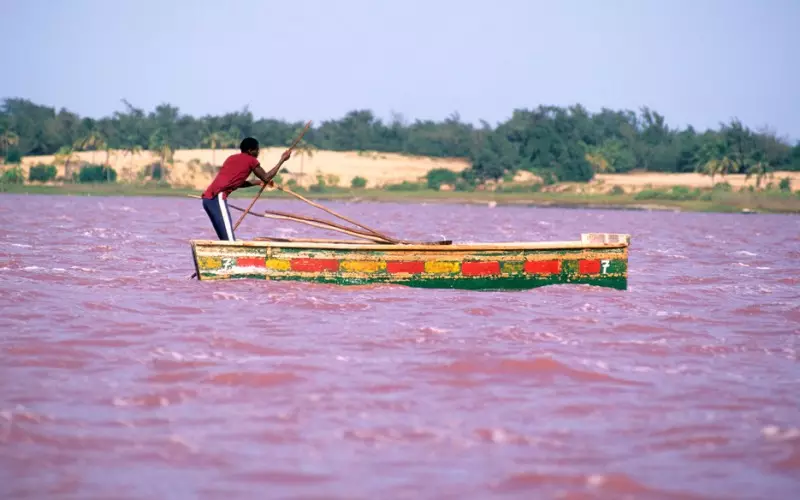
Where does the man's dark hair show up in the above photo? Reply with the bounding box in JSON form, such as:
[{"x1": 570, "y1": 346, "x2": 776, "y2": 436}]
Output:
[{"x1": 240, "y1": 137, "x2": 259, "y2": 152}]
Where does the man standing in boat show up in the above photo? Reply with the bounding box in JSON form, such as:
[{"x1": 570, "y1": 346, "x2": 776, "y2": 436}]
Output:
[{"x1": 201, "y1": 137, "x2": 290, "y2": 241}]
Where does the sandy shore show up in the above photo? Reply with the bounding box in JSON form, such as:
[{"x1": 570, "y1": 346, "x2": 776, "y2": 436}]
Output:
[
  {"x1": 16, "y1": 148, "x2": 470, "y2": 190},
  {"x1": 11, "y1": 148, "x2": 800, "y2": 192},
  {"x1": 594, "y1": 171, "x2": 800, "y2": 189}
]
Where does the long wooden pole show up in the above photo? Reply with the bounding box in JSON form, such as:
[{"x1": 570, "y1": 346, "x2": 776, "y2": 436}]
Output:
[
  {"x1": 254, "y1": 236, "x2": 382, "y2": 244},
  {"x1": 273, "y1": 184, "x2": 398, "y2": 243},
  {"x1": 187, "y1": 194, "x2": 390, "y2": 243},
  {"x1": 232, "y1": 121, "x2": 312, "y2": 232},
  {"x1": 252, "y1": 213, "x2": 389, "y2": 243}
]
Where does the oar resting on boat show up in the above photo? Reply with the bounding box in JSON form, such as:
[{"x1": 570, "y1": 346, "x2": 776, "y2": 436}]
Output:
[{"x1": 186, "y1": 194, "x2": 451, "y2": 245}]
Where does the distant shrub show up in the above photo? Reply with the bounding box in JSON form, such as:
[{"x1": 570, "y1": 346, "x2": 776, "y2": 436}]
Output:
[
  {"x1": 609, "y1": 185, "x2": 625, "y2": 195},
  {"x1": 455, "y1": 180, "x2": 476, "y2": 192},
  {"x1": 28, "y1": 164, "x2": 57, "y2": 182},
  {"x1": 634, "y1": 186, "x2": 701, "y2": 201},
  {"x1": 309, "y1": 175, "x2": 327, "y2": 193},
  {"x1": 79, "y1": 164, "x2": 117, "y2": 183},
  {"x1": 634, "y1": 189, "x2": 664, "y2": 200},
  {"x1": 713, "y1": 181, "x2": 732, "y2": 192},
  {"x1": 144, "y1": 179, "x2": 171, "y2": 188},
  {"x1": 668, "y1": 185, "x2": 697, "y2": 200},
  {"x1": 386, "y1": 181, "x2": 423, "y2": 191},
  {"x1": 778, "y1": 177, "x2": 791, "y2": 192},
  {"x1": 496, "y1": 182, "x2": 543, "y2": 193},
  {"x1": 351, "y1": 176, "x2": 367, "y2": 189},
  {"x1": 151, "y1": 163, "x2": 167, "y2": 180},
  {"x1": 325, "y1": 174, "x2": 340, "y2": 187},
  {"x1": 427, "y1": 168, "x2": 459, "y2": 190},
  {"x1": 4, "y1": 150, "x2": 22, "y2": 164},
  {"x1": 1, "y1": 166, "x2": 24, "y2": 184},
  {"x1": 286, "y1": 178, "x2": 306, "y2": 192},
  {"x1": 541, "y1": 172, "x2": 558, "y2": 185}
]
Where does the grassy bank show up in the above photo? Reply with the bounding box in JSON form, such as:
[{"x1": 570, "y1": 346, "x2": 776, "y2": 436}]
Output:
[{"x1": 1, "y1": 182, "x2": 799, "y2": 214}]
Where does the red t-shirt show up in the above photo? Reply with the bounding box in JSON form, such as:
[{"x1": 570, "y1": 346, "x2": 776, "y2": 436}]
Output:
[{"x1": 201, "y1": 153, "x2": 260, "y2": 199}]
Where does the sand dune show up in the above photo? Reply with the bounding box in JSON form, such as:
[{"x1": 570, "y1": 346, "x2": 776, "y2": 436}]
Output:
[
  {"x1": 593, "y1": 171, "x2": 800, "y2": 190},
  {"x1": 11, "y1": 148, "x2": 800, "y2": 192},
  {"x1": 17, "y1": 147, "x2": 470, "y2": 190}
]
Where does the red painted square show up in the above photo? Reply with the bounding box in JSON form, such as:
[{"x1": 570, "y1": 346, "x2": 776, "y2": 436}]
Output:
[
  {"x1": 386, "y1": 261, "x2": 425, "y2": 274},
  {"x1": 291, "y1": 258, "x2": 339, "y2": 272},
  {"x1": 236, "y1": 257, "x2": 264, "y2": 267},
  {"x1": 461, "y1": 261, "x2": 500, "y2": 276},
  {"x1": 579, "y1": 259, "x2": 601, "y2": 274},
  {"x1": 524, "y1": 260, "x2": 560, "y2": 275}
]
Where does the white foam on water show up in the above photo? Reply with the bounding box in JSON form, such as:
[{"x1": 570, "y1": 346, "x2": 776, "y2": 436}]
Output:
[
  {"x1": 212, "y1": 292, "x2": 247, "y2": 301},
  {"x1": 70, "y1": 266, "x2": 96, "y2": 272},
  {"x1": 762, "y1": 425, "x2": 800, "y2": 441},
  {"x1": 587, "y1": 474, "x2": 606, "y2": 487}
]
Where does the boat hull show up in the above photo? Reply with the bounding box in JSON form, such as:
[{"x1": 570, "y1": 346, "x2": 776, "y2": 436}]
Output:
[{"x1": 190, "y1": 234, "x2": 630, "y2": 291}]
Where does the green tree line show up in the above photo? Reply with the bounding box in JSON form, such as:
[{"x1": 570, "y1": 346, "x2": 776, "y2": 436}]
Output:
[{"x1": 2, "y1": 98, "x2": 798, "y2": 184}]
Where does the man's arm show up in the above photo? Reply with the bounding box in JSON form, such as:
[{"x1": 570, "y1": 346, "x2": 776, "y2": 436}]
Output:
[{"x1": 250, "y1": 150, "x2": 292, "y2": 187}]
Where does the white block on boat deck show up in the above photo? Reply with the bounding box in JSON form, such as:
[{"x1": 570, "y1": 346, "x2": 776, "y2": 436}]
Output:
[{"x1": 581, "y1": 233, "x2": 631, "y2": 245}]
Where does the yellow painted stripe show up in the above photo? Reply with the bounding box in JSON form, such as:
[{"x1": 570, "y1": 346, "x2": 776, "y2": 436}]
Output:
[
  {"x1": 340, "y1": 260, "x2": 386, "y2": 273},
  {"x1": 198, "y1": 256, "x2": 222, "y2": 269},
  {"x1": 425, "y1": 261, "x2": 460, "y2": 274},
  {"x1": 501, "y1": 261, "x2": 525, "y2": 274},
  {"x1": 266, "y1": 258, "x2": 291, "y2": 271}
]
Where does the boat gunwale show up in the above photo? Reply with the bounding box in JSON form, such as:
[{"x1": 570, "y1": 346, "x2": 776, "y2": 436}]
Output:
[{"x1": 189, "y1": 239, "x2": 630, "y2": 252}]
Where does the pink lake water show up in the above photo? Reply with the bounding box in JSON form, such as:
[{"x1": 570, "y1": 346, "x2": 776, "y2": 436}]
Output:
[{"x1": 0, "y1": 193, "x2": 798, "y2": 500}]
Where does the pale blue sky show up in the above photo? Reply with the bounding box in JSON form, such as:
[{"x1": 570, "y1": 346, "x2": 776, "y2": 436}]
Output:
[{"x1": 2, "y1": 0, "x2": 798, "y2": 140}]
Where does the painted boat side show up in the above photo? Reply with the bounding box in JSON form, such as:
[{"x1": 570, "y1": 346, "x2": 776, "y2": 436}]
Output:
[{"x1": 189, "y1": 235, "x2": 630, "y2": 290}]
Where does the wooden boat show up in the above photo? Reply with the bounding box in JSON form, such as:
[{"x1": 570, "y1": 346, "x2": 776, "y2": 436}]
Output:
[{"x1": 189, "y1": 232, "x2": 630, "y2": 290}]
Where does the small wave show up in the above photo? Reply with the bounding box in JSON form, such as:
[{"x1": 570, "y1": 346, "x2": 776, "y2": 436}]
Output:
[
  {"x1": 492, "y1": 470, "x2": 695, "y2": 497},
  {"x1": 425, "y1": 357, "x2": 645, "y2": 385},
  {"x1": 70, "y1": 266, "x2": 96, "y2": 272},
  {"x1": 762, "y1": 426, "x2": 800, "y2": 441},
  {"x1": 465, "y1": 307, "x2": 494, "y2": 316},
  {"x1": 205, "y1": 371, "x2": 302, "y2": 387},
  {"x1": 341, "y1": 426, "x2": 440, "y2": 445},
  {"x1": 111, "y1": 390, "x2": 195, "y2": 407},
  {"x1": 735, "y1": 250, "x2": 758, "y2": 256},
  {"x1": 230, "y1": 470, "x2": 332, "y2": 485},
  {"x1": 418, "y1": 326, "x2": 448, "y2": 335},
  {"x1": 212, "y1": 291, "x2": 247, "y2": 301},
  {"x1": 208, "y1": 337, "x2": 291, "y2": 357}
]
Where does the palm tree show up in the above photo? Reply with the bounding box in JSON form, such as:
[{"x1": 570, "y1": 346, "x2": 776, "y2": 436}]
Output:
[
  {"x1": 119, "y1": 144, "x2": 142, "y2": 181},
  {"x1": 148, "y1": 130, "x2": 173, "y2": 181},
  {"x1": 74, "y1": 131, "x2": 107, "y2": 164},
  {"x1": 0, "y1": 130, "x2": 19, "y2": 161},
  {"x1": 585, "y1": 151, "x2": 613, "y2": 173},
  {"x1": 694, "y1": 139, "x2": 741, "y2": 185},
  {"x1": 103, "y1": 144, "x2": 117, "y2": 182},
  {"x1": 290, "y1": 134, "x2": 317, "y2": 178},
  {"x1": 202, "y1": 131, "x2": 234, "y2": 166},
  {"x1": 746, "y1": 161, "x2": 773, "y2": 189},
  {"x1": 123, "y1": 144, "x2": 142, "y2": 165},
  {"x1": 54, "y1": 146, "x2": 79, "y2": 181}
]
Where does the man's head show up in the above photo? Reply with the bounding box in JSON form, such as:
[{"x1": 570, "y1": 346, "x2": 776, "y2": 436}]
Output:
[{"x1": 240, "y1": 137, "x2": 259, "y2": 157}]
